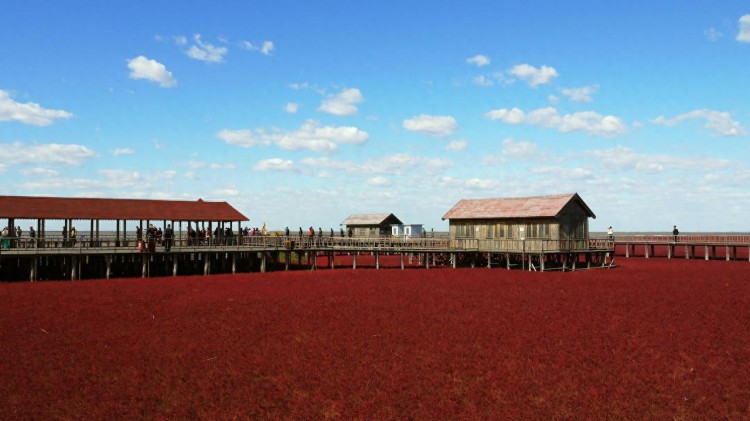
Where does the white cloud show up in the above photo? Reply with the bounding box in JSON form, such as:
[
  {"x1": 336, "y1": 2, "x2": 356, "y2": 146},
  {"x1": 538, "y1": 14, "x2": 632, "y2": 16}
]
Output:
[
  {"x1": 486, "y1": 106, "x2": 627, "y2": 136},
  {"x1": 285, "y1": 102, "x2": 299, "y2": 113},
  {"x1": 446, "y1": 140, "x2": 467, "y2": 152},
  {"x1": 436, "y1": 176, "x2": 501, "y2": 190},
  {"x1": 507, "y1": 64, "x2": 558, "y2": 87},
  {"x1": 651, "y1": 109, "x2": 746, "y2": 136},
  {"x1": 253, "y1": 158, "x2": 298, "y2": 172},
  {"x1": 367, "y1": 176, "x2": 390, "y2": 186},
  {"x1": 0, "y1": 90, "x2": 74, "y2": 126},
  {"x1": 218, "y1": 120, "x2": 369, "y2": 154},
  {"x1": 560, "y1": 85, "x2": 598, "y2": 102},
  {"x1": 213, "y1": 188, "x2": 239, "y2": 196},
  {"x1": 531, "y1": 166, "x2": 593, "y2": 180},
  {"x1": 127, "y1": 56, "x2": 177, "y2": 87},
  {"x1": 737, "y1": 14, "x2": 750, "y2": 43},
  {"x1": 111, "y1": 148, "x2": 134, "y2": 156},
  {"x1": 466, "y1": 54, "x2": 490, "y2": 67},
  {"x1": 472, "y1": 75, "x2": 494, "y2": 87},
  {"x1": 182, "y1": 160, "x2": 235, "y2": 170},
  {"x1": 2, "y1": 142, "x2": 97, "y2": 166},
  {"x1": 403, "y1": 114, "x2": 458, "y2": 137},
  {"x1": 318, "y1": 88, "x2": 364, "y2": 116},
  {"x1": 20, "y1": 167, "x2": 59, "y2": 177},
  {"x1": 502, "y1": 138, "x2": 538, "y2": 159},
  {"x1": 301, "y1": 153, "x2": 451, "y2": 176},
  {"x1": 241, "y1": 40, "x2": 274, "y2": 55},
  {"x1": 548, "y1": 94, "x2": 560, "y2": 105},
  {"x1": 704, "y1": 28, "x2": 722, "y2": 42},
  {"x1": 585, "y1": 145, "x2": 732, "y2": 173},
  {"x1": 187, "y1": 34, "x2": 228, "y2": 62}
]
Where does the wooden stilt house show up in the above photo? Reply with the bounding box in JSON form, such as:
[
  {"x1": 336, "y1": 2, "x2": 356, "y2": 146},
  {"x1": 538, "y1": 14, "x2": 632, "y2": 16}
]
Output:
[{"x1": 442, "y1": 193, "x2": 596, "y2": 252}]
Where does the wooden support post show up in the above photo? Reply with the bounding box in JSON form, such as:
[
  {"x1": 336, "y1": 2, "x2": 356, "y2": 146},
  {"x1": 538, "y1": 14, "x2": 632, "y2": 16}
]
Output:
[
  {"x1": 400, "y1": 253, "x2": 404, "y2": 270},
  {"x1": 261, "y1": 253, "x2": 267, "y2": 273},
  {"x1": 330, "y1": 252, "x2": 335, "y2": 269},
  {"x1": 425, "y1": 253, "x2": 429, "y2": 269},
  {"x1": 667, "y1": 243, "x2": 672, "y2": 259},
  {"x1": 232, "y1": 253, "x2": 237, "y2": 274},
  {"x1": 487, "y1": 253, "x2": 491, "y2": 268},
  {"x1": 645, "y1": 243, "x2": 649, "y2": 258},
  {"x1": 540, "y1": 253, "x2": 545, "y2": 272},
  {"x1": 203, "y1": 254, "x2": 210, "y2": 276},
  {"x1": 172, "y1": 257, "x2": 178, "y2": 277},
  {"x1": 353, "y1": 252, "x2": 357, "y2": 269},
  {"x1": 705, "y1": 245, "x2": 709, "y2": 261},
  {"x1": 562, "y1": 254, "x2": 567, "y2": 271},
  {"x1": 142, "y1": 256, "x2": 148, "y2": 278},
  {"x1": 452, "y1": 253, "x2": 456, "y2": 269},
  {"x1": 106, "y1": 255, "x2": 111, "y2": 279},
  {"x1": 30, "y1": 257, "x2": 37, "y2": 282},
  {"x1": 685, "y1": 244, "x2": 689, "y2": 259},
  {"x1": 725, "y1": 245, "x2": 730, "y2": 261},
  {"x1": 285, "y1": 252, "x2": 289, "y2": 271},
  {"x1": 625, "y1": 242, "x2": 629, "y2": 258},
  {"x1": 506, "y1": 253, "x2": 510, "y2": 270}
]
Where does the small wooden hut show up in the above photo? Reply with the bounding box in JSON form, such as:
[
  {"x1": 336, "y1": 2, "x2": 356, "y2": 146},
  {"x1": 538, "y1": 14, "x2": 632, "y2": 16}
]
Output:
[
  {"x1": 442, "y1": 193, "x2": 596, "y2": 252},
  {"x1": 341, "y1": 213, "x2": 403, "y2": 237}
]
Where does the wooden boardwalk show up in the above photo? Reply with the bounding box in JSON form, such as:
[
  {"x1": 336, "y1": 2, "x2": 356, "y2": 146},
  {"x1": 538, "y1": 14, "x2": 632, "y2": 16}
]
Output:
[
  {"x1": 612, "y1": 235, "x2": 750, "y2": 261},
  {"x1": 0, "y1": 235, "x2": 613, "y2": 281}
]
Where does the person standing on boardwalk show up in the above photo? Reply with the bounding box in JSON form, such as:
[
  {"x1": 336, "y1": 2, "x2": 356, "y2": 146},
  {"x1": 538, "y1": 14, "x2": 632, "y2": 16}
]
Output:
[
  {"x1": 164, "y1": 224, "x2": 174, "y2": 251},
  {"x1": 285, "y1": 226, "x2": 290, "y2": 237},
  {"x1": 672, "y1": 225, "x2": 679, "y2": 242},
  {"x1": 607, "y1": 226, "x2": 614, "y2": 242}
]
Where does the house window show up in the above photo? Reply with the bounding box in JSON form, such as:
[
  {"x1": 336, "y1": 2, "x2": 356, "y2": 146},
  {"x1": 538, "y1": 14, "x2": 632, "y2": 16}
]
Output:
[
  {"x1": 487, "y1": 223, "x2": 505, "y2": 239},
  {"x1": 455, "y1": 223, "x2": 475, "y2": 238},
  {"x1": 525, "y1": 222, "x2": 550, "y2": 239}
]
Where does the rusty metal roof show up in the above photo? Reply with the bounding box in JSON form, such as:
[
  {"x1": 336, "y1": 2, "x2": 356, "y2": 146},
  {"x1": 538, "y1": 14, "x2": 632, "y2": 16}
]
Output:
[
  {"x1": 0, "y1": 195, "x2": 248, "y2": 221},
  {"x1": 442, "y1": 193, "x2": 595, "y2": 220},
  {"x1": 340, "y1": 213, "x2": 403, "y2": 226}
]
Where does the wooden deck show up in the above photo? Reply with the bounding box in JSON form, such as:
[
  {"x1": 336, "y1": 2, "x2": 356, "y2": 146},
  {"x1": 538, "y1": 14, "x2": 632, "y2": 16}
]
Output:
[{"x1": 0, "y1": 235, "x2": 614, "y2": 281}]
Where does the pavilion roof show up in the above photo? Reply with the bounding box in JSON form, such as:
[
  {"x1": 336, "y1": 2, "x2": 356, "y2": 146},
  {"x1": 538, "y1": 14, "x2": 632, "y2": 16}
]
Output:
[{"x1": 0, "y1": 195, "x2": 248, "y2": 221}]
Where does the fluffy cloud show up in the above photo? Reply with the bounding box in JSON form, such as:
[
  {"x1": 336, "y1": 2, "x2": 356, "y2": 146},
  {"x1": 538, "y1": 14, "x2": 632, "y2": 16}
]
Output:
[
  {"x1": 403, "y1": 114, "x2": 458, "y2": 137},
  {"x1": 241, "y1": 40, "x2": 274, "y2": 55},
  {"x1": 704, "y1": 28, "x2": 722, "y2": 42},
  {"x1": 285, "y1": 102, "x2": 299, "y2": 113},
  {"x1": 507, "y1": 64, "x2": 558, "y2": 87},
  {"x1": 531, "y1": 166, "x2": 593, "y2": 180},
  {"x1": 301, "y1": 153, "x2": 451, "y2": 176},
  {"x1": 560, "y1": 85, "x2": 598, "y2": 102},
  {"x1": 187, "y1": 34, "x2": 228, "y2": 62},
  {"x1": 217, "y1": 120, "x2": 369, "y2": 154},
  {"x1": 253, "y1": 158, "x2": 298, "y2": 172},
  {"x1": 0, "y1": 90, "x2": 74, "y2": 126},
  {"x1": 486, "y1": 107, "x2": 626, "y2": 136},
  {"x1": 127, "y1": 56, "x2": 176, "y2": 87},
  {"x1": 651, "y1": 109, "x2": 746, "y2": 136},
  {"x1": 585, "y1": 145, "x2": 732, "y2": 173},
  {"x1": 502, "y1": 138, "x2": 538, "y2": 159},
  {"x1": 111, "y1": 148, "x2": 134, "y2": 156},
  {"x1": 472, "y1": 75, "x2": 494, "y2": 87},
  {"x1": 737, "y1": 14, "x2": 750, "y2": 43},
  {"x1": 446, "y1": 140, "x2": 467, "y2": 152},
  {"x1": 318, "y1": 88, "x2": 364, "y2": 116},
  {"x1": 466, "y1": 54, "x2": 490, "y2": 67},
  {"x1": 2, "y1": 141, "x2": 97, "y2": 166},
  {"x1": 367, "y1": 176, "x2": 390, "y2": 186}
]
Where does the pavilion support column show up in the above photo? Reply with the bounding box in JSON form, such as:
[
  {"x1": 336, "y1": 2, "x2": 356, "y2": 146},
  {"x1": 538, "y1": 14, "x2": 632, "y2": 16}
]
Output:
[
  {"x1": 172, "y1": 257, "x2": 178, "y2": 277},
  {"x1": 142, "y1": 256, "x2": 148, "y2": 278},
  {"x1": 71, "y1": 256, "x2": 78, "y2": 281},
  {"x1": 96, "y1": 220, "x2": 100, "y2": 245},
  {"x1": 105, "y1": 255, "x2": 111, "y2": 279},
  {"x1": 30, "y1": 257, "x2": 37, "y2": 282},
  {"x1": 260, "y1": 253, "x2": 267, "y2": 273},
  {"x1": 487, "y1": 253, "x2": 491, "y2": 268},
  {"x1": 232, "y1": 253, "x2": 237, "y2": 274},
  {"x1": 203, "y1": 254, "x2": 210, "y2": 276}
]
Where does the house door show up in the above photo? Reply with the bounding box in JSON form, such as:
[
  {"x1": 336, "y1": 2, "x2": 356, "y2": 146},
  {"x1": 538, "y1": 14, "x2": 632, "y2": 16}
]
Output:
[{"x1": 392, "y1": 226, "x2": 399, "y2": 236}]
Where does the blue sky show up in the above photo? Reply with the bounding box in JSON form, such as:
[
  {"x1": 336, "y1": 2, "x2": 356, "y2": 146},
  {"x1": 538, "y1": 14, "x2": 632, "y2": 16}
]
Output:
[{"x1": 2, "y1": 1, "x2": 749, "y2": 232}]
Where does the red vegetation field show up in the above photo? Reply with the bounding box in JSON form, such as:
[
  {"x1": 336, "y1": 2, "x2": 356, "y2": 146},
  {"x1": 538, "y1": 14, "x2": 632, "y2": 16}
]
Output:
[{"x1": 2, "y1": 258, "x2": 749, "y2": 419}]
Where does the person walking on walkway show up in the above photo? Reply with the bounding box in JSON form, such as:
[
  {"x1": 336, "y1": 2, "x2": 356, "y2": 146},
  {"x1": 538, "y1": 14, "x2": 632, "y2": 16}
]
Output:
[
  {"x1": 672, "y1": 225, "x2": 679, "y2": 243},
  {"x1": 164, "y1": 224, "x2": 174, "y2": 251},
  {"x1": 607, "y1": 226, "x2": 614, "y2": 242}
]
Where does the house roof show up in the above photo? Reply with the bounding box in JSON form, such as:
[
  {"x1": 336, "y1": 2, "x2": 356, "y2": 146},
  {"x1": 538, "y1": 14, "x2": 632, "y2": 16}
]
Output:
[
  {"x1": 442, "y1": 193, "x2": 596, "y2": 220},
  {"x1": 0, "y1": 195, "x2": 248, "y2": 221},
  {"x1": 340, "y1": 213, "x2": 403, "y2": 226}
]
